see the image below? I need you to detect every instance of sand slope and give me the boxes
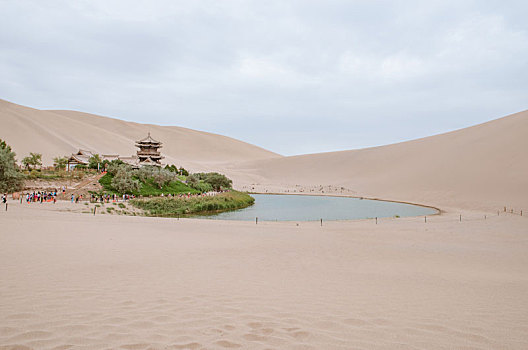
[2,98,526,211]
[1,202,527,349]
[228,110,528,211]
[0,99,281,170]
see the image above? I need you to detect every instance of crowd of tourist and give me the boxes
[90,193,136,203]
[23,191,58,203]
[0,189,226,207]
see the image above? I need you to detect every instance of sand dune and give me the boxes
[0,99,281,170]
[1,202,527,349]
[1,99,527,349]
[2,98,526,211]
[227,110,528,211]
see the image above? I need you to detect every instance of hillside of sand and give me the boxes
[2,98,526,212]
[0,99,281,170]
[227,110,528,212]
[1,99,527,349]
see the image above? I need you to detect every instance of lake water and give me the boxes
[202,194,438,221]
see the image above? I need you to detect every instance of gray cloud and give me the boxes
[1,0,527,155]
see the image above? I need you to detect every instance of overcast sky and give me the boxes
[1,0,527,155]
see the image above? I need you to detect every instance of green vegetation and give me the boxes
[165,164,189,176]
[187,172,232,191]
[130,191,254,217]
[22,152,42,170]
[88,154,103,169]
[0,139,24,192]
[111,167,140,193]
[99,164,198,196]
[53,156,68,171]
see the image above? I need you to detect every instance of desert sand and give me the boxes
[0,99,280,171]
[1,202,527,349]
[1,100,527,349]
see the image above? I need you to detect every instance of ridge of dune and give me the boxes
[0,99,281,170]
[227,110,528,211]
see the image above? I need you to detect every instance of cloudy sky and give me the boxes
[1,0,527,155]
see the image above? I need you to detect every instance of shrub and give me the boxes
[138,166,176,189]
[130,191,254,217]
[107,161,132,176]
[191,181,213,193]
[0,139,24,192]
[188,172,232,191]
[111,168,140,194]
[137,165,156,182]
[152,168,176,189]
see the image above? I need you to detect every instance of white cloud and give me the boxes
[0,0,526,155]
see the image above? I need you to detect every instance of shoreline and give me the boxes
[247,191,443,217]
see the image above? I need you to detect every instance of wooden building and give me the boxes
[135,132,164,166]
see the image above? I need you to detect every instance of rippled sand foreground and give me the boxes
[1,202,527,349]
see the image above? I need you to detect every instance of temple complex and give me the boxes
[66,133,164,169]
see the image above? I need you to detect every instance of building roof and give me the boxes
[136,132,162,146]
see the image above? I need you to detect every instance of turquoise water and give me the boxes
[203,194,438,221]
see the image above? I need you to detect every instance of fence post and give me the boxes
[320,218,323,226]
[5,203,7,211]
[256,217,258,225]
[375,217,377,225]
[459,214,462,222]
[425,216,427,223]
[521,210,523,216]
[93,206,96,215]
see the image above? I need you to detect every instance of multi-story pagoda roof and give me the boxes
[135,132,162,147]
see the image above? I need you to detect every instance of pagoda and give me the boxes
[135,132,164,166]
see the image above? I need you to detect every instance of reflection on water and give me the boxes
[201,194,437,221]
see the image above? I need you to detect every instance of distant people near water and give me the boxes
[21,191,58,204]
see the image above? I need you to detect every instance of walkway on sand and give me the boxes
[61,173,105,200]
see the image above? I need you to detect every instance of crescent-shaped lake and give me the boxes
[202,194,438,221]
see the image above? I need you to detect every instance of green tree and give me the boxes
[106,160,129,176]
[22,152,42,170]
[178,166,189,176]
[0,139,24,192]
[53,156,68,170]
[204,172,232,191]
[111,168,140,194]
[189,172,232,191]
[151,168,176,189]
[88,154,102,170]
